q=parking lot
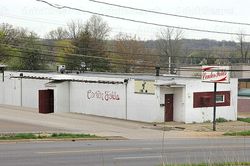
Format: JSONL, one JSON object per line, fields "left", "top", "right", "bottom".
{"left": 0, "top": 105, "right": 250, "bottom": 139}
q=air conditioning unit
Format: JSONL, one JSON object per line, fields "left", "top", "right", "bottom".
{"left": 57, "top": 65, "right": 66, "bottom": 74}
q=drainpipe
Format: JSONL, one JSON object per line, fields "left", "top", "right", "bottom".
{"left": 20, "top": 73, "right": 23, "bottom": 107}
{"left": 68, "top": 81, "right": 70, "bottom": 113}
{"left": 2, "top": 69, "right": 4, "bottom": 82}
{"left": 124, "top": 79, "right": 129, "bottom": 120}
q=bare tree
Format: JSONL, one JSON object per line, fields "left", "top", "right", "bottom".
{"left": 67, "top": 20, "right": 84, "bottom": 40}
{"left": 114, "top": 33, "right": 154, "bottom": 73}
{"left": 237, "top": 33, "right": 249, "bottom": 63}
{"left": 46, "top": 27, "right": 69, "bottom": 40}
{"left": 157, "top": 28, "right": 183, "bottom": 74}
{"left": 68, "top": 16, "right": 111, "bottom": 71}
{"left": 85, "top": 15, "right": 111, "bottom": 40}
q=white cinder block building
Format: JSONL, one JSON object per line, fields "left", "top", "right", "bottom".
{"left": 0, "top": 71, "right": 238, "bottom": 123}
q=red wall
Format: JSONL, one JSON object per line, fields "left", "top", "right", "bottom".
{"left": 193, "top": 91, "right": 230, "bottom": 108}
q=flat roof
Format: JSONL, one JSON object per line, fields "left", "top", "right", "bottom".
{"left": 5, "top": 70, "right": 213, "bottom": 83}
{"left": 64, "top": 71, "right": 201, "bottom": 81}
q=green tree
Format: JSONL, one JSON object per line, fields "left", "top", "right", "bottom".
{"left": 18, "top": 33, "right": 47, "bottom": 70}
{"left": 71, "top": 15, "right": 111, "bottom": 71}
{"left": 0, "top": 23, "right": 47, "bottom": 70}
{"left": 54, "top": 40, "right": 77, "bottom": 70}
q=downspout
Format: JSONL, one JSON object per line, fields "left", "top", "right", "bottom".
{"left": 68, "top": 81, "right": 70, "bottom": 113}
{"left": 124, "top": 79, "right": 129, "bottom": 120}
{"left": 2, "top": 69, "right": 4, "bottom": 82}
{"left": 20, "top": 73, "right": 23, "bottom": 107}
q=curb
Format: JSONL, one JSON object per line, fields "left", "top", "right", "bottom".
{"left": 0, "top": 136, "right": 127, "bottom": 143}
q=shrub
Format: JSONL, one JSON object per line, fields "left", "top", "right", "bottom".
{"left": 216, "top": 117, "right": 228, "bottom": 123}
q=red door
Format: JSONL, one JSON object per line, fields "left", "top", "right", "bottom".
{"left": 39, "top": 89, "right": 54, "bottom": 114}
{"left": 165, "top": 94, "right": 173, "bottom": 122}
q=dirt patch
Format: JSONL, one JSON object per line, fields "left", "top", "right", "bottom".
{"left": 148, "top": 120, "right": 250, "bottom": 137}
{"left": 182, "top": 121, "right": 250, "bottom": 132}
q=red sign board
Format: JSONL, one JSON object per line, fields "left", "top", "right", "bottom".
{"left": 202, "top": 66, "right": 230, "bottom": 83}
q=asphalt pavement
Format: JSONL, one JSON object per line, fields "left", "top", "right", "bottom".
{"left": 0, "top": 104, "right": 220, "bottom": 139}
{"left": 0, "top": 138, "right": 249, "bottom": 166}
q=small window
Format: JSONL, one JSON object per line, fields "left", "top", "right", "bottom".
{"left": 216, "top": 95, "right": 225, "bottom": 103}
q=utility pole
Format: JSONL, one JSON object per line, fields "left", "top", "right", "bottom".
{"left": 168, "top": 56, "right": 171, "bottom": 74}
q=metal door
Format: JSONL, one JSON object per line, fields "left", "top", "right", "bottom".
{"left": 165, "top": 94, "right": 173, "bottom": 122}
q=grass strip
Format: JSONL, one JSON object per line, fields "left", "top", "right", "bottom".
{"left": 237, "top": 118, "right": 250, "bottom": 123}
{"left": 161, "top": 162, "right": 250, "bottom": 166}
{"left": 0, "top": 133, "right": 99, "bottom": 140}
{"left": 223, "top": 130, "right": 250, "bottom": 136}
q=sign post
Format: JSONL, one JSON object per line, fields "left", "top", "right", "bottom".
{"left": 202, "top": 66, "right": 230, "bottom": 131}
{"left": 213, "top": 82, "right": 217, "bottom": 131}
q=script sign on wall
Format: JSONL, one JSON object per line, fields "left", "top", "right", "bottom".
{"left": 202, "top": 66, "right": 230, "bottom": 83}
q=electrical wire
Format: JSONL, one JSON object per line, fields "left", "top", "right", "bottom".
{"left": 4, "top": 50, "right": 250, "bottom": 72}
{"left": 3, "top": 42, "right": 250, "bottom": 73}
{"left": 1, "top": 43, "right": 159, "bottom": 65}
{"left": 3, "top": 46, "right": 161, "bottom": 69}
{"left": 89, "top": 0, "right": 250, "bottom": 26}
{"left": 2, "top": 43, "right": 244, "bottom": 68}
{"left": 1, "top": 34, "right": 240, "bottom": 59}
{"left": 1, "top": 14, "right": 157, "bottom": 38}
{"left": 36, "top": 0, "right": 250, "bottom": 36}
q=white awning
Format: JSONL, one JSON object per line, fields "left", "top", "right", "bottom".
{"left": 154, "top": 80, "right": 185, "bottom": 87}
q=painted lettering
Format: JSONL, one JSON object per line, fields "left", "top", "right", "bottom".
{"left": 87, "top": 90, "right": 120, "bottom": 101}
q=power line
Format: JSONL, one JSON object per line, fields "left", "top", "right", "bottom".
{"left": 3, "top": 44, "right": 161, "bottom": 68}
{"left": 89, "top": 0, "right": 250, "bottom": 26}
{"left": 2, "top": 43, "right": 248, "bottom": 74}
{"left": 1, "top": 14, "right": 67, "bottom": 27}
{"left": 1, "top": 34, "right": 239, "bottom": 58}
{"left": 3, "top": 49, "right": 170, "bottom": 72}
{"left": 1, "top": 42, "right": 242, "bottom": 64}
{"left": 4, "top": 50, "right": 250, "bottom": 72}
{"left": 1, "top": 14, "right": 156, "bottom": 38}
{"left": 3, "top": 43, "right": 250, "bottom": 72}
{"left": 1, "top": 43, "right": 208, "bottom": 69}
{"left": 36, "top": 0, "right": 250, "bottom": 37}
{"left": 1, "top": 43, "right": 158, "bottom": 65}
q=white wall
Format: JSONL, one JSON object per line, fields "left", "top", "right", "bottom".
{"left": 184, "top": 79, "right": 238, "bottom": 123}
{"left": 22, "top": 79, "right": 48, "bottom": 108}
{"left": 70, "top": 82, "right": 126, "bottom": 119}
{"left": 55, "top": 81, "right": 70, "bottom": 113}
{"left": 127, "top": 80, "right": 159, "bottom": 122}
{"left": 1, "top": 77, "right": 21, "bottom": 106}
{"left": 0, "top": 78, "right": 3, "bottom": 104}
{"left": 0, "top": 72, "right": 49, "bottom": 109}
{"left": 173, "top": 87, "right": 186, "bottom": 122}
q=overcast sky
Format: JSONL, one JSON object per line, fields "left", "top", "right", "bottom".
{"left": 1, "top": 0, "right": 250, "bottom": 41}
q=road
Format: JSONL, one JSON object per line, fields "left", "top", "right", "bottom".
{"left": 0, "top": 138, "right": 250, "bottom": 166}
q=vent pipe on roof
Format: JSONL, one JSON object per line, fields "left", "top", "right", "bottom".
{"left": 57, "top": 65, "right": 66, "bottom": 74}
{"left": 155, "top": 66, "right": 160, "bottom": 76}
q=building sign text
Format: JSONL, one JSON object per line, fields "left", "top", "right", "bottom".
{"left": 87, "top": 90, "right": 120, "bottom": 101}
